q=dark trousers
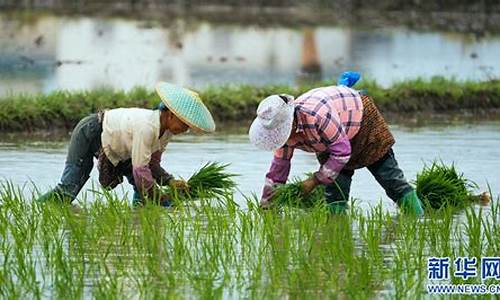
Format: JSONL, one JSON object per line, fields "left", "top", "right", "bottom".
{"left": 324, "top": 148, "right": 413, "bottom": 204}
{"left": 98, "top": 155, "right": 139, "bottom": 198}
{"left": 37, "top": 114, "right": 104, "bottom": 203}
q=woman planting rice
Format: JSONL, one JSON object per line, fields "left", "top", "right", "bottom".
{"left": 249, "top": 72, "right": 424, "bottom": 215}
{"left": 37, "top": 82, "right": 216, "bottom": 206}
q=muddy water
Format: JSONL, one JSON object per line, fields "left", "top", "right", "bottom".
{"left": 0, "top": 123, "right": 498, "bottom": 210}
{"left": 1, "top": 13, "right": 500, "bottom": 96}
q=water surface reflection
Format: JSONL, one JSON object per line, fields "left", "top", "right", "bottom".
{"left": 1, "top": 14, "right": 499, "bottom": 96}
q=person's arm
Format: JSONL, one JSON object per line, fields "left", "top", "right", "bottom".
{"left": 149, "top": 151, "right": 174, "bottom": 186}
{"left": 261, "top": 145, "right": 294, "bottom": 207}
{"left": 313, "top": 113, "right": 352, "bottom": 185}
{"left": 131, "top": 125, "right": 160, "bottom": 200}
{"left": 313, "top": 136, "right": 351, "bottom": 184}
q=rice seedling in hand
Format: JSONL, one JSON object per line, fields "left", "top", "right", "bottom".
{"left": 270, "top": 177, "right": 325, "bottom": 208}
{"left": 415, "top": 162, "right": 477, "bottom": 210}
{"left": 171, "top": 162, "right": 238, "bottom": 201}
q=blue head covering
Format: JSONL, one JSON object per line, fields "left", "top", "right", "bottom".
{"left": 155, "top": 102, "right": 168, "bottom": 111}
{"left": 337, "top": 71, "right": 361, "bottom": 87}
{"left": 337, "top": 71, "right": 368, "bottom": 94}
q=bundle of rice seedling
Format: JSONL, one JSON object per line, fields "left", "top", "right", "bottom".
{"left": 170, "top": 162, "right": 237, "bottom": 201}
{"left": 271, "top": 177, "right": 326, "bottom": 208}
{"left": 415, "top": 162, "right": 477, "bottom": 210}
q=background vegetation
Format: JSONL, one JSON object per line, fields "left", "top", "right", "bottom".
{"left": 1, "top": 77, "right": 499, "bottom": 132}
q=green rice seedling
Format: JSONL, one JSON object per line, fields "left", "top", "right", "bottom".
{"left": 415, "top": 161, "right": 477, "bottom": 210}
{"left": 462, "top": 206, "right": 485, "bottom": 260}
{"left": 187, "top": 162, "right": 237, "bottom": 198}
{"left": 357, "top": 207, "right": 386, "bottom": 275}
{"left": 482, "top": 192, "right": 500, "bottom": 256}
{"left": 269, "top": 177, "right": 326, "bottom": 208}
{"left": 389, "top": 217, "right": 428, "bottom": 298}
{"left": 2, "top": 179, "right": 500, "bottom": 298}
{"left": 169, "top": 162, "right": 237, "bottom": 202}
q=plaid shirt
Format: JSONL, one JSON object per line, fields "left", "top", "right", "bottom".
{"left": 263, "top": 85, "right": 363, "bottom": 201}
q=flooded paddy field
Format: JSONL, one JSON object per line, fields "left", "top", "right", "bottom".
{"left": 1, "top": 123, "right": 498, "bottom": 209}
{"left": 0, "top": 122, "right": 498, "bottom": 297}
{"left": 1, "top": 4, "right": 500, "bottom": 298}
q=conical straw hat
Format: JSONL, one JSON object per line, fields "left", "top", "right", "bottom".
{"left": 155, "top": 82, "right": 216, "bottom": 133}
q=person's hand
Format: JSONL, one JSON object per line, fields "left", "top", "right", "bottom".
{"left": 301, "top": 177, "right": 319, "bottom": 194}
{"left": 260, "top": 181, "right": 277, "bottom": 209}
{"left": 260, "top": 198, "right": 272, "bottom": 209}
{"left": 169, "top": 179, "right": 190, "bottom": 192}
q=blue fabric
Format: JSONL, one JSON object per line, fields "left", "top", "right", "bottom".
{"left": 156, "top": 102, "right": 168, "bottom": 111}
{"left": 337, "top": 71, "right": 361, "bottom": 88}
{"left": 160, "top": 199, "right": 172, "bottom": 207}
{"left": 131, "top": 190, "right": 172, "bottom": 207}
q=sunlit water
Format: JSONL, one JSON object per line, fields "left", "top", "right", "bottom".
{"left": 1, "top": 124, "right": 498, "bottom": 211}
{"left": 1, "top": 13, "right": 499, "bottom": 96}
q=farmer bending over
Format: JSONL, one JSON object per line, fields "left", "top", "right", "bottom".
{"left": 37, "top": 82, "right": 216, "bottom": 206}
{"left": 249, "top": 72, "right": 424, "bottom": 215}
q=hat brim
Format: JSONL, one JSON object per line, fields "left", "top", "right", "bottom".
{"left": 248, "top": 104, "right": 294, "bottom": 151}
{"left": 155, "top": 82, "right": 216, "bottom": 133}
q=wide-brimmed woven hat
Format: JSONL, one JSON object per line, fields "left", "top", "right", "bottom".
{"left": 155, "top": 82, "right": 216, "bottom": 133}
{"left": 249, "top": 94, "right": 295, "bottom": 151}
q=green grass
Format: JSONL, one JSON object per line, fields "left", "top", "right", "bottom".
{"left": 0, "top": 177, "right": 496, "bottom": 298}
{"left": 1, "top": 77, "right": 499, "bottom": 132}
